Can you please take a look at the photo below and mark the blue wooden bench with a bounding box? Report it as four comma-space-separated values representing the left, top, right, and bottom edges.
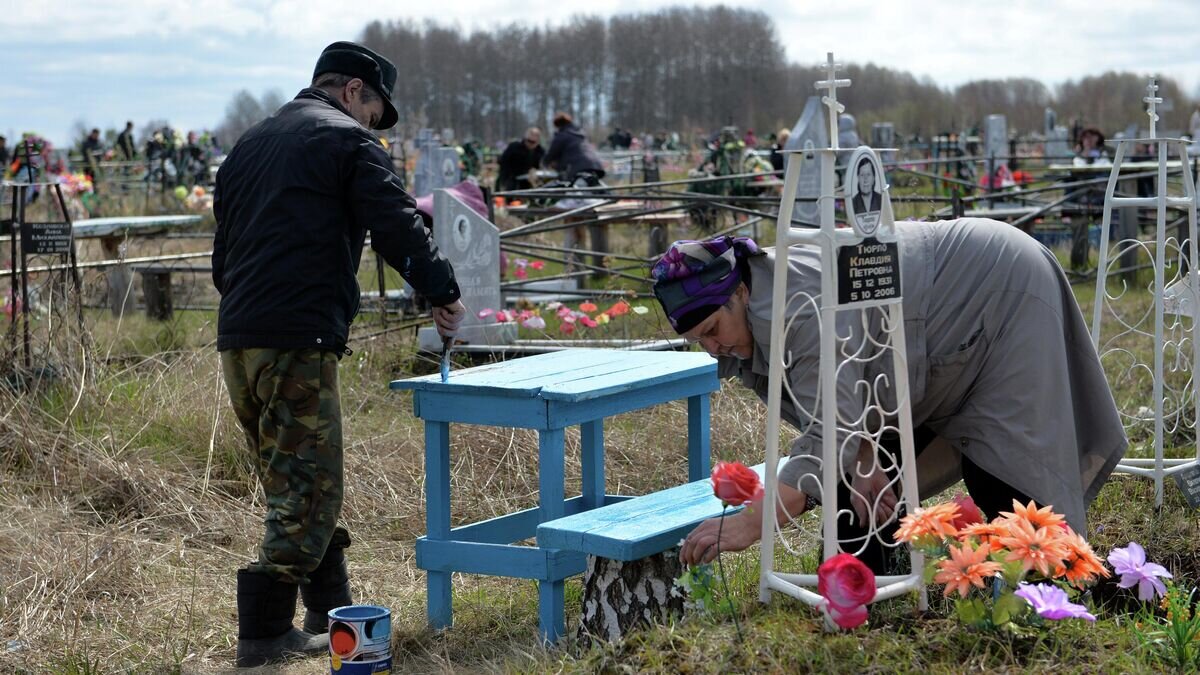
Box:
537, 463, 768, 562
389, 348, 718, 643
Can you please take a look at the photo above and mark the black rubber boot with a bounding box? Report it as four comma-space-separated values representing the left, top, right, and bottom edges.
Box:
300, 542, 353, 634
236, 569, 328, 668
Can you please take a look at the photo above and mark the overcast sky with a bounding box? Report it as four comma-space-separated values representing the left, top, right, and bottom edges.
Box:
4, 0, 1199, 146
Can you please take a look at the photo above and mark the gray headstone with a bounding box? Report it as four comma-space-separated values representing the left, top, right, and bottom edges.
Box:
870, 122, 896, 164
783, 96, 829, 226
1046, 126, 1070, 164
417, 189, 515, 350
985, 114, 1007, 161
414, 128, 462, 198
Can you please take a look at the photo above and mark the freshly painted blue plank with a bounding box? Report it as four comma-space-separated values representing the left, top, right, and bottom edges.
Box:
390, 350, 715, 404
408, 391, 549, 427
581, 420, 604, 510
416, 539, 585, 579
546, 372, 718, 428
540, 355, 716, 402
391, 349, 599, 394
538, 481, 723, 552
688, 394, 711, 481
537, 465, 768, 561
449, 495, 598, 544
424, 421, 453, 627
539, 428, 566, 522
539, 580, 565, 643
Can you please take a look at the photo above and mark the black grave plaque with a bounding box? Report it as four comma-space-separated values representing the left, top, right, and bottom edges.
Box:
1173, 463, 1200, 509
837, 237, 900, 305
22, 221, 73, 255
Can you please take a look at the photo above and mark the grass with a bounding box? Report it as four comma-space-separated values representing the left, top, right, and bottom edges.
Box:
0, 219, 1197, 672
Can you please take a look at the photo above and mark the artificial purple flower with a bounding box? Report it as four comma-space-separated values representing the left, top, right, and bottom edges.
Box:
1107, 542, 1173, 602
1014, 583, 1096, 621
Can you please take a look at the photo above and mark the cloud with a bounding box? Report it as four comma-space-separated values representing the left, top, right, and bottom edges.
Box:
5, 0, 1200, 144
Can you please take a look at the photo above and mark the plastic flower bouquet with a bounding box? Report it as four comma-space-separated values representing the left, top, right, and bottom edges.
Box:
895, 497, 1108, 629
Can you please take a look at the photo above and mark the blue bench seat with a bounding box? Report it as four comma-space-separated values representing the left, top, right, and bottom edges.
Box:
537, 463, 767, 561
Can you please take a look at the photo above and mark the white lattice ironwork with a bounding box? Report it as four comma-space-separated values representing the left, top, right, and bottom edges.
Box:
758, 54, 926, 618
1091, 77, 1200, 506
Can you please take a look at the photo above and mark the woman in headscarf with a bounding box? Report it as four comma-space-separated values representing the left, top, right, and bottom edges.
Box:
654, 219, 1126, 573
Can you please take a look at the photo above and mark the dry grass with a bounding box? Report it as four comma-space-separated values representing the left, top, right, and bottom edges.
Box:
0, 240, 1197, 673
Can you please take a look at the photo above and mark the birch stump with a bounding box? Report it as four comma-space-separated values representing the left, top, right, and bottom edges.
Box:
576, 548, 685, 643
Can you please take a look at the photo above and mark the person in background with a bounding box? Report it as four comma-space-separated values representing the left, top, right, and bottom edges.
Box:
0, 136, 8, 170
213, 40, 465, 668
495, 127, 544, 193
1075, 127, 1108, 164
116, 121, 136, 161
769, 128, 790, 172
544, 111, 605, 185
743, 128, 758, 149
80, 128, 105, 185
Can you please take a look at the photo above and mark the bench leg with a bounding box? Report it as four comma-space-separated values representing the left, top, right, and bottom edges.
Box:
425, 421, 453, 629
538, 427, 566, 641
538, 579, 566, 643
581, 420, 604, 510
687, 394, 711, 481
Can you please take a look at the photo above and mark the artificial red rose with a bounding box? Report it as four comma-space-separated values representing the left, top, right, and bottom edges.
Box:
817, 553, 876, 615
710, 461, 763, 507
951, 494, 983, 529
824, 601, 869, 630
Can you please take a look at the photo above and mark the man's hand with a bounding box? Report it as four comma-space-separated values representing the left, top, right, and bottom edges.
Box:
679, 508, 762, 566
433, 300, 466, 337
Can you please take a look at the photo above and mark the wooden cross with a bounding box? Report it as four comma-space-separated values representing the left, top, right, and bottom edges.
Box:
814, 52, 851, 149
1144, 77, 1162, 139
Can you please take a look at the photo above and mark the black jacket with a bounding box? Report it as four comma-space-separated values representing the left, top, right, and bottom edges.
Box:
543, 123, 605, 180
496, 139, 544, 191
213, 88, 460, 352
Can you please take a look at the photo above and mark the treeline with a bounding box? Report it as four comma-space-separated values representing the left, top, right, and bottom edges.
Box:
220, 6, 1196, 145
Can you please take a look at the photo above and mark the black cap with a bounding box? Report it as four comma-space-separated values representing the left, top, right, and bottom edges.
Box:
313, 41, 398, 130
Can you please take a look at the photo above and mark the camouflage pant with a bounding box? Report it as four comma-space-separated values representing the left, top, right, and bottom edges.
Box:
221, 348, 347, 584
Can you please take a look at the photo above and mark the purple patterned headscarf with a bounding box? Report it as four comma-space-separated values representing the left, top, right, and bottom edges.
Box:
651, 236, 762, 333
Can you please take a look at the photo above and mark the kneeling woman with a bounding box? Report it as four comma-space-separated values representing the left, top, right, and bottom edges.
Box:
653, 219, 1127, 573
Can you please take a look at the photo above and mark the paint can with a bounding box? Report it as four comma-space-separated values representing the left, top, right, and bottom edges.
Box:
328, 605, 391, 674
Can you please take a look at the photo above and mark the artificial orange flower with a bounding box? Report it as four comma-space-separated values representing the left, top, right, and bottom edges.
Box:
894, 502, 960, 543
1000, 499, 1066, 531
934, 541, 1003, 598
1055, 529, 1111, 587
998, 518, 1069, 577
957, 521, 1008, 548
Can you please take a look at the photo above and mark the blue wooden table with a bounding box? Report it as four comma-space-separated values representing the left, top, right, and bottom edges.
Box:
390, 348, 718, 641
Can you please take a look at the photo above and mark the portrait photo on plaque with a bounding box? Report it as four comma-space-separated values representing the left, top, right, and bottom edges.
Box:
845, 146, 885, 237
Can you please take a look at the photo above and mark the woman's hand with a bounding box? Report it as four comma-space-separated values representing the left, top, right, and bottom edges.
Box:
849, 445, 898, 527
679, 508, 762, 566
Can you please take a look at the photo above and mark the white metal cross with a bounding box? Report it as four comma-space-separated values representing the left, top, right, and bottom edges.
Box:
1144, 77, 1162, 139
814, 51, 851, 149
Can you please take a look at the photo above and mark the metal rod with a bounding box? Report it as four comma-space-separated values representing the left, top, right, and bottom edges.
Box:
0, 250, 211, 277
501, 239, 650, 264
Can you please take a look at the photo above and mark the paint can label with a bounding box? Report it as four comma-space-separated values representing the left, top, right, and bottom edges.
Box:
328, 605, 391, 674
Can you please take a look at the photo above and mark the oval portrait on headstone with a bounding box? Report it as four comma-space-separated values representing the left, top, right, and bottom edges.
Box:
844, 145, 885, 237
451, 214, 471, 253
441, 156, 458, 185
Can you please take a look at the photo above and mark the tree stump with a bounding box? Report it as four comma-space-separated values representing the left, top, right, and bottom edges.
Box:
577, 547, 685, 643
